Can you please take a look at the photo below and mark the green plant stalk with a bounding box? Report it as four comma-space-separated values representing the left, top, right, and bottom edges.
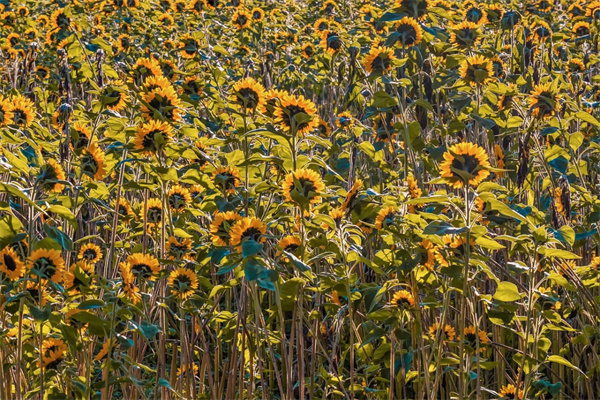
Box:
458, 186, 471, 400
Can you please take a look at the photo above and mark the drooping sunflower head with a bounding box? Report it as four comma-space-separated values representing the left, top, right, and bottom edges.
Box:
568, 3, 585, 18
232, 10, 251, 29
531, 20, 552, 43
0, 247, 25, 281
168, 268, 199, 300
364, 46, 396, 74
141, 85, 182, 122
134, 120, 173, 155
231, 77, 267, 111
229, 217, 267, 252
78, 243, 102, 264
28, 248, 65, 284
439, 142, 491, 189
528, 83, 559, 119
394, 0, 429, 20
395, 17, 423, 46
127, 253, 160, 280
587, 1, 600, 20
119, 262, 141, 303
210, 211, 243, 246
114, 197, 134, 220
566, 58, 585, 75
128, 57, 163, 86
38, 159, 66, 193
391, 290, 415, 308
212, 166, 242, 195
63, 261, 95, 294
320, 30, 343, 55
459, 55, 494, 86
40, 338, 67, 369
274, 93, 318, 136
573, 21, 590, 38
450, 21, 480, 48
141, 198, 164, 229
282, 168, 326, 207
10, 94, 35, 127
341, 179, 363, 213
70, 122, 91, 152
375, 206, 396, 230
168, 185, 192, 213
81, 142, 107, 181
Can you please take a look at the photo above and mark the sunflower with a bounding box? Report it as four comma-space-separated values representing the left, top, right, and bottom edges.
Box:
63, 261, 95, 294
167, 236, 194, 260
40, 338, 67, 369
78, 243, 102, 264
210, 211, 243, 246
528, 83, 559, 119
395, 17, 423, 46
449, 21, 480, 48
25, 279, 50, 305
391, 290, 415, 308
363, 46, 396, 74
115, 34, 131, 53
301, 43, 315, 58
168, 185, 192, 213
28, 248, 65, 284
0, 97, 14, 127
321, 207, 345, 230
134, 120, 173, 155
70, 122, 91, 151
531, 21, 552, 43
0, 247, 25, 281
573, 21, 590, 38
494, 145, 505, 178
231, 77, 267, 111
463, 325, 490, 345
232, 10, 251, 29
182, 76, 203, 98
142, 198, 164, 229
127, 253, 160, 280
359, 4, 379, 21
168, 268, 199, 300
260, 88, 288, 116
459, 55, 494, 86
316, 118, 331, 137
114, 197, 134, 219
128, 57, 163, 85
179, 34, 200, 58
341, 179, 363, 212
535, 0, 553, 13
50, 8, 70, 30
101, 80, 129, 112
141, 85, 182, 122
428, 323, 456, 341
81, 142, 107, 181
9, 94, 35, 128
37, 15, 49, 27
464, 4, 487, 25
158, 12, 174, 26
587, 1, 600, 19
439, 142, 491, 189
278, 235, 301, 262
142, 75, 173, 93
189, 0, 203, 13
335, 111, 354, 129
314, 17, 330, 32
120, 262, 141, 303
251, 7, 264, 21
5, 33, 20, 54
274, 93, 318, 136
322, 0, 336, 13
212, 166, 242, 195
499, 384, 523, 400
395, 0, 429, 20
320, 30, 343, 55
282, 168, 326, 207
229, 217, 267, 252
568, 3, 585, 18
566, 58, 585, 76
375, 206, 396, 230
38, 159, 66, 193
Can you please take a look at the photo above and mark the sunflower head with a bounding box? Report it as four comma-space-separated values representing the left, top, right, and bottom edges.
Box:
128, 57, 163, 86
274, 93, 318, 136
450, 21, 480, 48
528, 83, 559, 119
375, 206, 396, 230
278, 235, 301, 262
168, 185, 192, 213
232, 10, 251, 29
134, 120, 173, 155
439, 142, 491, 189
0, 247, 25, 281
28, 248, 65, 283
394, 0, 429, 20
10, 94, 35, 127
499, 384, 524, 400
70, 122, 91, 152
81, 142, 107, 181
210, 211, 243, 246
212, 166, 241, 195
282, 168, 326, 208
229, 217, 267, 252
459, 55, 494, 86
231, 77, 267, 111
167, 236, 194, 260
64, 261, 95, 294
40, 338, 67, 369
320, 30, 343, 55
428, 323, 456, 341
391, 290, 415, 308
363, 46, 396, 74
127, 253, 160, 280
168, 268, 199, 300
394, 17, 423, 46
141, 85, 182, 122
78, 243, 102, 264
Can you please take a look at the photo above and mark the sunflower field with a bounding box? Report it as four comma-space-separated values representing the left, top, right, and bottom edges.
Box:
5, 0, 600, 399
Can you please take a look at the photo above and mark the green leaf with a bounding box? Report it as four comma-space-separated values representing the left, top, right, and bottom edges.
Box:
0, 214, 23, 249
493, 281, 521, 302
546, 355, 586, 375
46, 205, 77, 229
538, 247, 581, 260
557, 226, 575, 246
43, 224, 73, 251
78, 299, 106, 310
475, 236, 505, 250
372, 91, 397, 108
575, 111, 600, 128
241, 239, 263, 258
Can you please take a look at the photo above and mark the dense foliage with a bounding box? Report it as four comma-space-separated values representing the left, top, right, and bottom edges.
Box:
1, 0, 600, 399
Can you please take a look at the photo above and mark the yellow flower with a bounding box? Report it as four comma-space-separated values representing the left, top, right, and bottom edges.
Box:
9, 94, 35, 127
40, 338, 67, 369
128, 57, 163, 85
528, 83, 559, 119
391, 290, 415, 308
27, 248, 65, 284
439, 142, 491, 189
63, 261, 95, 294
168, 268, 199, 300
282, 168, 326, 207
499, 384, 523, 399
0, 247, 25, 281
168, 185, 192, 213
459, 55, 494, 86
81, 142, 107, 181
127, 253, 160, 280
141, 85, 182, 122
375, 206, 396, 230
429, 323, 456, 341
120, 262, 141, 304
274, 93, 319, 136
78, 243, 102, 264
134, 120, 173, 155
229, 217, 267, 253
449, 21, 480, 48
395, 17, 423, 46
231, 77, 267, 111
278, 235, 301, 262
210, 211, 243, 246
212, 166, 242, 195
232, 9, 251, 29
363, 46, 396, 74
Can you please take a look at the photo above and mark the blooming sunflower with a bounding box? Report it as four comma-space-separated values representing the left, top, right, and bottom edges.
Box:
179, 34, 200, 58
391, 290, 415, 308
120, 262, 141, 304
341, 179, 363, 212
127, 253, 160, 280
158, 13, 174, 26
587, 1, 600, 19
78, 243, 102, 264
282, 168, 326, 207
499, 384, 523, 400
439, 142, 491, 189
28, 248, 65, 284
464, 325, 490, 345
260, 88, 288, 116
63, 261, 95, 294
25, 279, 50, 305
101, 80, 129, 112
212, 166, 242, 195
182, 76, 203, 98
81, 142, 107, 181
232, 10, 251, 29
38, 159, 66, 193
528, 83, 559, 119
167, 236, 194, 260
278, 235, 301, 262
316, 118, 331, 137
5, 33, 20, 54
0, 97, 14, 127
128, 57, 163, 85
0, 247, 25, 281
251, 7, 264, 21
231, 77, 267, 111
395, 0, 429, 20
134, 120, 173, 154
229, 217, 267, 252
429, 323, 456, 341
9, 94, 35, 127
320, 30, 343, 55
464, 4, 487, 25
210, 211, 243, 246
40, 338, 67, 369
573, 21, 590, 38
141, 85, 182, 122
142, 198, 163, 230
531, 21, 552, 43
168, 185, 192, 213
115, 34, 131, 53
50, 8, 70, 30
301, 43, 315, 58
168, 268, 199, 300
450, 21, 480, 48
568, 3, 585, 18
274, 93, 318, 136
114, 197, 134, 219
363, 46, 396, 74
335, 111, 354, 129
459, 55, 494, 86
395, 17, 423, 46
375, 206, 396, 230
